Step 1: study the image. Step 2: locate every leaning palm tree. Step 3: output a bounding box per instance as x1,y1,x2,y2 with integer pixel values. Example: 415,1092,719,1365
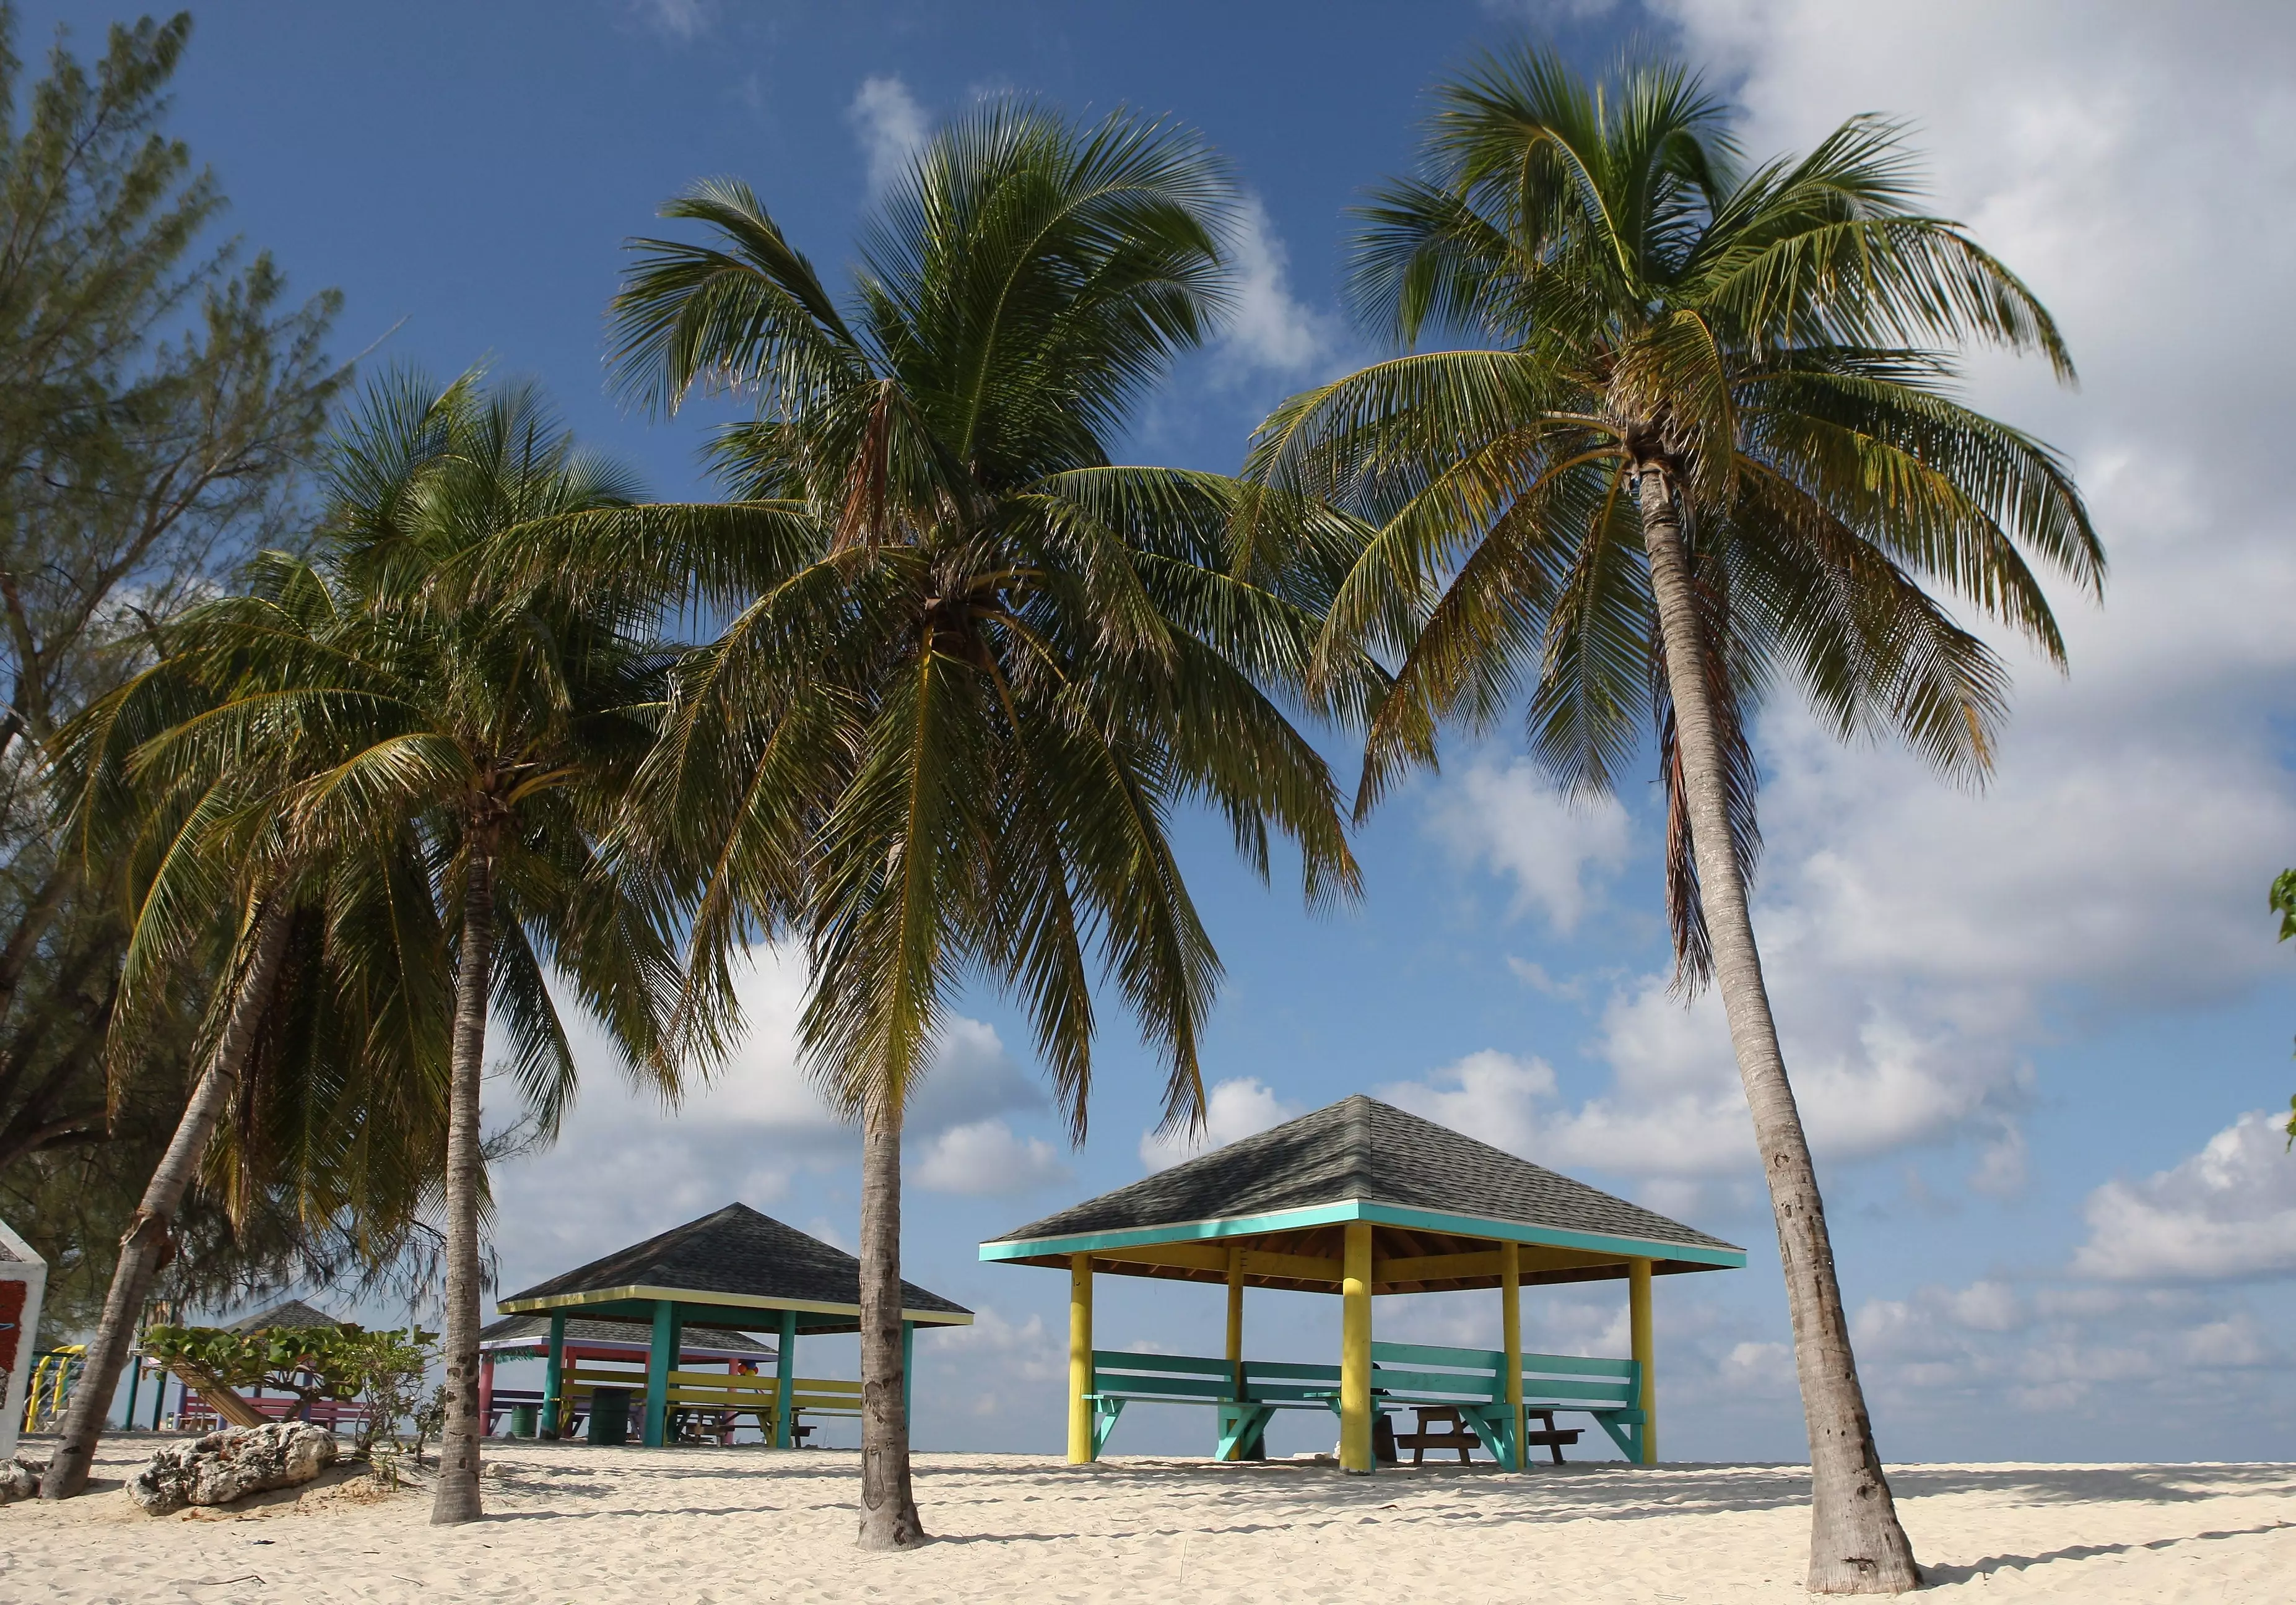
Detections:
39,638,453,1499
599,103,1376,1547
1246,48,2098,1594
95,372,694,1525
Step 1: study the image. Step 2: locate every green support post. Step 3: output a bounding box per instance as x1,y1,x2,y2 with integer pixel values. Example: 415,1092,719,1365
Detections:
902,1320,916,1425
542,1313,566,1440
643,1300,678,1448
122,1352,142,1429
774,1309,797,1448
150,1367,167,1430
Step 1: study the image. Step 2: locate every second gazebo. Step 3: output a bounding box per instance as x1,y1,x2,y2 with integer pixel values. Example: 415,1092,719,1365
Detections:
981,1095,1743,1473
497,1202,972,1447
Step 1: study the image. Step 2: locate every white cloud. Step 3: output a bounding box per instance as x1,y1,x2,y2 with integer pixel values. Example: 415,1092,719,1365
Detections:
1138,1076,1296,1172
849,74,931,198
1426,758,1632,932
1377,1050,1556,1160
2072,1111,2296,1282
910,1118,1072,1198
1215,194,1340,379
631,0,713,41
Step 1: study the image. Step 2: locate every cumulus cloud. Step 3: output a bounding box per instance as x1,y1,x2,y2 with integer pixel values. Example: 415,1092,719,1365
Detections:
1377,1050,1556,1160
1215,194,1341,379
487,945,1052,1285
2071,1111,2296,1282
1426,759,1633,932
911,1118,1072,1198
849,74,931,196
1138,1076,1296,1172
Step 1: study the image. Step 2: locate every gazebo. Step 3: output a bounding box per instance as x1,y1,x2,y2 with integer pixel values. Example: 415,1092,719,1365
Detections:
980,1095,1744,1474
495,1202,972,1447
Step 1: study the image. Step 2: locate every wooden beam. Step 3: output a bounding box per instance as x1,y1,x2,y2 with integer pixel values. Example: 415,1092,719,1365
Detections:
1375,1242,1625,1285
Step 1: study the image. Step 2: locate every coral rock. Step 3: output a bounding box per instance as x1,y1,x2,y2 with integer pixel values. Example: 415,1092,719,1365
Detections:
0,1455,42,1503
128,1423,337,1516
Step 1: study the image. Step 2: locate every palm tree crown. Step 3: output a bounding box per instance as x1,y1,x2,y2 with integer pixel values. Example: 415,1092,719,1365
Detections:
1251,46,2099,981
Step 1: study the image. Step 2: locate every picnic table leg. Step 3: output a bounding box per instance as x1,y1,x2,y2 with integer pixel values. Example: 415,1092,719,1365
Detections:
1339,1220,1373,1475
1066,1253,1094,1464
1629,1257,1655,1464
774,1310,796,1448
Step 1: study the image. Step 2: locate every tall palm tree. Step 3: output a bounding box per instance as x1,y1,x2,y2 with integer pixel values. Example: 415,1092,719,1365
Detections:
1246,49,2097,1594
599,103,1376,1547
84,372,693,1524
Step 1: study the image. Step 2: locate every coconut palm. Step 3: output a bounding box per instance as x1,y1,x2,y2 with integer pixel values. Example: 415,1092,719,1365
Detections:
1245,48,2098,1594
599,102,1376,1547
39,631,454,1499
67,372,693,1524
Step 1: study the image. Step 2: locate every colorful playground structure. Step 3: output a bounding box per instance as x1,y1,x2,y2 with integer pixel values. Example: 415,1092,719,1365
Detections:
981,1095,1746,1473
491,1202,972,1448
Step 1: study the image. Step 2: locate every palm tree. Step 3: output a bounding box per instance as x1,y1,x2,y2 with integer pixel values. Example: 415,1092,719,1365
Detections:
1246,48,2098,1594
600,103,1376,1547
39,624,454,1498
76,372,693,1525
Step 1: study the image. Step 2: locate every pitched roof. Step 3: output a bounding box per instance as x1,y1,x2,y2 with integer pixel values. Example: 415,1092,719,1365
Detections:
478,1313,775,1359
497,1203,972,1325
222,1298,346,1333
988,1095,1739,1263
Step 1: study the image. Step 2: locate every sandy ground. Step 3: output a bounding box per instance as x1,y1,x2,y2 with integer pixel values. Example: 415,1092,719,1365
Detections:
3,1433,2291,1603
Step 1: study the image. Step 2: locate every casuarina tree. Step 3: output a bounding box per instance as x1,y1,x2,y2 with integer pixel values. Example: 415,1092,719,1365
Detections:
1246,48,2097,1593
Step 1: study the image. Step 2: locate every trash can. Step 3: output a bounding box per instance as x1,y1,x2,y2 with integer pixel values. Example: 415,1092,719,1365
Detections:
511,1403,539,1439
587,1388,631,1445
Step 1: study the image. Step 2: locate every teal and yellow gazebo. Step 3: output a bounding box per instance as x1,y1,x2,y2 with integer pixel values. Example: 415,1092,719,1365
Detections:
498,1202,972,1447
981,1096,1743,1473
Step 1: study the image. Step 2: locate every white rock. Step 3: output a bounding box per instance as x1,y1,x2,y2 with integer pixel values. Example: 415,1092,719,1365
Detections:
0,1455,42,1503
128,1423,337,1516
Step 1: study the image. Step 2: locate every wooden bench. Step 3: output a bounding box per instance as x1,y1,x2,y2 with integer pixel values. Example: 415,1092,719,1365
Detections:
553,1367,861,1443
1087,1351,1350,1460
1368,1342,1642,1467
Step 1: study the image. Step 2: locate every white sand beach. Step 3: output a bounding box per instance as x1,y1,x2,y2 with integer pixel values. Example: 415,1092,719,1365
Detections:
3,1437,2290,1603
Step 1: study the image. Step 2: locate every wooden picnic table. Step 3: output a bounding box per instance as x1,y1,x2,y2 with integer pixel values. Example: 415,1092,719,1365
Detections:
1395,1403,1582,1466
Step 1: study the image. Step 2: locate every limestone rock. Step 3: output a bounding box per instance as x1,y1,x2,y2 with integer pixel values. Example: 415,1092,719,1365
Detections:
128,1422,337,1516
0,1455,42,1503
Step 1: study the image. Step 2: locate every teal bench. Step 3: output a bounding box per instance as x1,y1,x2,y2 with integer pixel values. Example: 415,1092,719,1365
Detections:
1084,1343,1645,1466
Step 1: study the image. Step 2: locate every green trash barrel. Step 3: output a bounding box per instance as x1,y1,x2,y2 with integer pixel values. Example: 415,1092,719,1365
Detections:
511,1403,539,1438
587,1388,631,1446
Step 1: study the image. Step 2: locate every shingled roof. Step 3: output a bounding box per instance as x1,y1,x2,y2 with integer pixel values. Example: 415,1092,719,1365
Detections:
983,1096,1741,1289
497,1203,972,1331
222,1298,346,1333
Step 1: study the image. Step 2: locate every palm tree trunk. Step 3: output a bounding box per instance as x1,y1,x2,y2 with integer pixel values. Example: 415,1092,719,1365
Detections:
430,836,497,1526
40,897,294,1500
854,1096,924,1549
1635,461,1921,1594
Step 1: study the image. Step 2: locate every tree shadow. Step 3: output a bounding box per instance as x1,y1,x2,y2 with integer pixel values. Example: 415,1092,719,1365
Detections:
1921,1520,2294,1585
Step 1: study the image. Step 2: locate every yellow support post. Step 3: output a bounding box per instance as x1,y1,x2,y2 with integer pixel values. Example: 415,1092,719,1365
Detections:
1500,1240,1523,1471
1629,1256,1656,1464
1339,1221,1373,1474
1225,1243,1245,1388
1067,1253,1095,1465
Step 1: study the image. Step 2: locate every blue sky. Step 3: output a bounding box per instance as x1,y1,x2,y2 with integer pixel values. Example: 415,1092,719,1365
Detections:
52,0,2296,1464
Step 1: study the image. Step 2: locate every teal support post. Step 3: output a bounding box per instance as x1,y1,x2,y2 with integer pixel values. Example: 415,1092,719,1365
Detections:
774,1309,797,1448
542,1313,566,1440
902,1320,916,1425
643,1300,678,1448
122,1352,142,1429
